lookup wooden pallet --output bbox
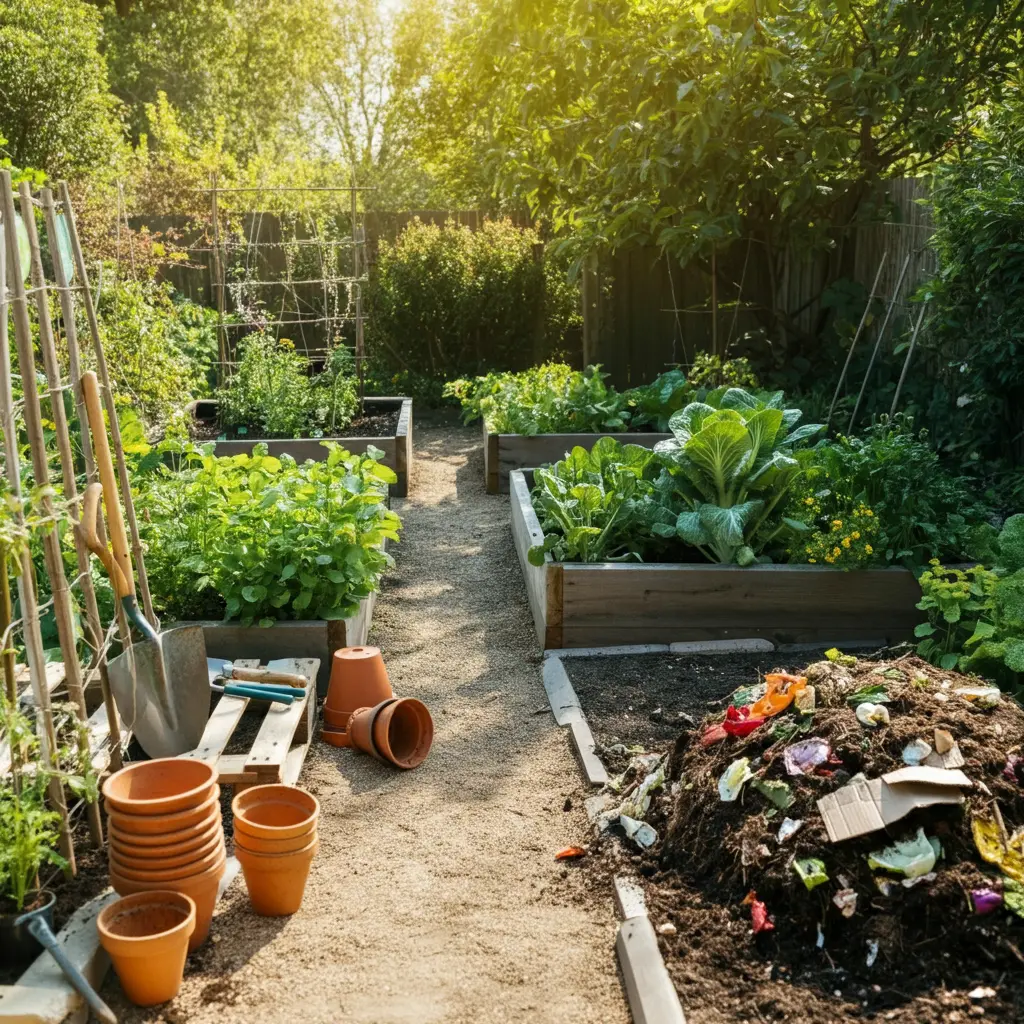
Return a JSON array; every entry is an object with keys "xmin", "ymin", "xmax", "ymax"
[{"xmin": 183, "ymin": 657, "xmax": 319, "ymax": 788}]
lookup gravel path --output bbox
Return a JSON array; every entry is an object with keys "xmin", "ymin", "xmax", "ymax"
[{"xmin": 104, "ymin": 419, "xmax": 627, "ymax": 1024}]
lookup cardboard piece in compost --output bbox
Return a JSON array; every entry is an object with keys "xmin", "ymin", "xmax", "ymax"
[
  {"xmin": 817, "ymin": 766, "xmax": 972, "ymax": 843},
  {"xmin": 924, "ymin": 742, "xmax": 966, "ymax": 770}
]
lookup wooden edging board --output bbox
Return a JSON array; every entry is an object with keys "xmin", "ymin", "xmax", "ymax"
[
  {"xmin": 190, "ymin": 396, "xmax": 413, "ymax": 496},
  {"xmin": 484, "ymin": 421, "xmax": 671, "ymax": 494},
  {"xmin": 178, "ymin": 588, "xmax": 376, "ymax": 695},
  {"xmin": 511, "ymin": 469, "xmax": 924, "ymax": 650}
]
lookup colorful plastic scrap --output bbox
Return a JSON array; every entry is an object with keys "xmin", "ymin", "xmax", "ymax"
[
  {"xmin": 742, "ymin": 890, "xmax": 775, "ymax": 934},
  {"xmin": 972, "ymin": 814, "xmax": 1024, "ymax": 883},
  {"xmin": 751, "ymin": 777, "xmax": 794, "ymax": 810},
  {"xmin": 751, "ymin": 673, "xmax": 807, "ymax": 718},
  {"xmin": 722, "ymin": 704, "xmax": 766, "ymax": 738},
  {"xmin": 867, "ymin": 828, "xmax": 940, "ymax": 878},
  {"xmin": 793, "ymin": 858, "xmax": 829, "ymax": 891},
  {"xmin": 971, "ymin": 887, "xmax": 1003, "ymax": 915},
  {"xmin": 718, "ymin": 758, "xmax": 753, "ymax": 802},
  {"xmin": 777, "ymin": 817, "xmax": 804, "ymax": 843},
  {"xmin": 783, "ymin": 737, "xmax": 830, "ymax": 776},
  {"xmin": 832, "ymin": 888, "xmax": 858, "ymax": 918}
]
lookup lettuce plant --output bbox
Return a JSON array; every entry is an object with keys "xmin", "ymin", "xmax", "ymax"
[
  {"xmin": 528, "ymin": 438, "xmax": 673, "ymax": 563},
  {"xmin": 653, "ymin": 388, "xmax": 823, "ymax": 565}
]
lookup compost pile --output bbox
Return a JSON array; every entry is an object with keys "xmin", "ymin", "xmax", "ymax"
[{"xmin": 651, "ymin": 654, "xmax": 1024, "ymax": 986}]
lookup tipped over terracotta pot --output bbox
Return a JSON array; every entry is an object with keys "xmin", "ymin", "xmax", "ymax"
[
  {"xmin": 348, "ymin": 697, "xmax": 433, "ymax": 769},
  {"xmin": 97, "ymin": 891, "xmax": 196, "ymax": 1006}
]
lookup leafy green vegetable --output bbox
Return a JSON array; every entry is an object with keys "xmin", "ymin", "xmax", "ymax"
[
  {"xmin": 528, "ymin": 438, "xmax": 672, "ymax": 564},
  {"xmin": 623, "ymin": 370, "xmax": 692, "ymax": 432},
  {"xmin": 138, "ymin": 441, "xmax": 400, "ymax": 624},
  {"xmin": 653, "ymin": 388, "xmax": 822, "ymax": 564}
]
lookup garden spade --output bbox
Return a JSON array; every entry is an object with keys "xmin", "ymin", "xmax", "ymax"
[{"xmin": 79, "ymin": 371, "xmax": 210, "ymax": 757}]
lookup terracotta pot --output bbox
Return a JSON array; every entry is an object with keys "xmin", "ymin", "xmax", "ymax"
[
  {"xmin": 234, "ymin": 826, "xmax": 317, "ymax": 856},
  {"xmin": 106, "ymin": 787, "xmax": 221, "ymax": 838},
  {"xmin": 372, "ymin": 697, "xmax": 433, "ymax": 770},
  {"xmin": 236, "ymin": 837, "xmax": 319, "ymax": 916},
  {"xmin": 103, "ymin": 759, "xmax": 216, "ymax": 816},
  {"xmin": 322, "ymin": 646, "xmax": 392, "ymax": 738},
  {"xmin": 110, "ymin": 837, "xmax": 225, "ymax": 884},
  {"xmin": 97, "ymin": 891, "xmax": 196, "ymax": 1006},
  {"xmin": 110, "ymin": 829, "xmax": 224, "ymax": 875},
  {"xmin": 110, "ymin": 816, "xmax": 222, "ymax": 862},
  {"xmin": 110, "ymin": 852, "xmax": 226, "ymax": 951},
  {"xmin": 349, "ymin": 698, "xmax": 434, "ymax": 769},
  {"xmin": 232, "ymin": 785, "xmax": 319, "ymax": 841}
]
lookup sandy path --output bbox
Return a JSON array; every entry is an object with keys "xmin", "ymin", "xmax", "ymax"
[{"xmin": 105, "ymin": 419, "xmax": 628, "ymax": 1024}]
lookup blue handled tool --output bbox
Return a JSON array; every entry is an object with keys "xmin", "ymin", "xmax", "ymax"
[{"xmin": 211, "ymin": 682, "xmax": 296, "ymax": 705}]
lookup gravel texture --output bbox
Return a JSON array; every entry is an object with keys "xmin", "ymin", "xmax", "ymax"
[{"xmin": 101, "ymin": 416, "xmax": 627, "ymax": 1024}]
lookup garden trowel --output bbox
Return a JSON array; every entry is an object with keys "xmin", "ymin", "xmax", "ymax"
[{"xmin": 79, "ymin": 371, "xmax": 210, "ymax": 757}]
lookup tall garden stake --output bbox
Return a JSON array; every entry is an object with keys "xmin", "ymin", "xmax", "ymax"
[
  {"xmin": 0, "ymin": 172, "xmax": 75, "ymax": 868},
  {"xmin": 847, "ymin": 252, "xmax": 913, "ymax": 434},
  {"xmin": 38, "ymin": 186, "xmax": 123, "ymax": 773},
  {"xmin": 12, "ymin": 179, "xmax": 103, "ymax": 845},
  {"xmin": 889, "ymin": 302, "xmax": 929, "ymax": 419},
  {"xmin": 826, "ymin": 250, "xmax": 887, "ymax": 431},
  {"xmin": 59, "ymin": 180, "xmax": 156, "ymax": 627}
]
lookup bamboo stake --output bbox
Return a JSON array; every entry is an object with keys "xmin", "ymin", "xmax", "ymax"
[
  {"xmin": 847, "ymin": 252, "xmax": 913, "ymax": 434},
  {"xmin": 58, "ymin": 181, "xmax": 156, "ymax": 627},
  {"xmin": 210, "ymin": 172, "xmax": 228, "ymax": 384},
  {"xmin": 351, "ymin": 177, "xmax": 365, "ymax": 403},
  {"xmin": 889, "ymin": 302, "xmax": 929, "ymax": 420},
  {"xmin": 0, "ymin": 172, "xmax": 75, "ymax": 870},
  {"xmin": 15, "ymin": 181, "xmax": 103, "ymax": 846},
  {"xmin": 826, "ymin": 250, "xmax": 888, "ymax": 431},
  {"xmin": 39, "ymin": 187, "xmax": 123, "ymax": 775}
]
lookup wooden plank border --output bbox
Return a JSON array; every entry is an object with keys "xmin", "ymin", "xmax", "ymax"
[
  {"xmin": 186, "ymin": 397, "xmax": 413, "ymax": 496},
  {"xmin": 510, "ymin": 469, "xmax": 924, "ymax": 651},
  {"xmin": 485, "ymin": 430, "xmax": 671, "ymax": 494}
]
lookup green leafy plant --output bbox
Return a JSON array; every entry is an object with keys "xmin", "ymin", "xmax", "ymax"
[
  {"xmin": 653, "ymin": 388, "xmax": 823, "ymax": 565},
  {"xmin": 623, "ymin": 370, "xmax": 692, "ymax": 432},
  {"xmin": 528, "ymin": 438, "xmax": 673, "ymax": 564},
  {"xmin": 686, "ymin": 354, "xmax": 760, "ymax": 392},
  {"xmin": 138, "ymin": 442, "xmax": 400, "ymax": 625},
  {"xmin": 915, "ymin": 562, "xmax": 998, "ymax": 671}
]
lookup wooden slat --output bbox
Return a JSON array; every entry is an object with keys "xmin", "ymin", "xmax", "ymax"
[
  {"xmin": 496, "ymin": 432, "xmax": 671, "ymax": 493},
  {"xmin": 510, "ymin": 470, "xmax": 550, "ymax": 647},
  {"xmin": 485, "ymin": 424, "xmax": 499, "ymax": 494},
  {"xmin": 244, "ymin": 659, "xmax": 317, "ymax": 778},
  {"xmin": 394, "ymin": 398, "xmax": 413, "ymax": 497},
  {"xmin": 182, "ymin": 658, "xmax": 260, "ymax": 768}
]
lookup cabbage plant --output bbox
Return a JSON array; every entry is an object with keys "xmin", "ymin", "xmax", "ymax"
[{"xmin": 653, "ymin": 388, "xmax": 822, "ymax": 565}]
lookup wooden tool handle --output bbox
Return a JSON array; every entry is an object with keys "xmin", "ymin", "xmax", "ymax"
[
  {"xmin": 77, "ymin": 483, "xmax": 131, "ymax": 598},
  {"xmin": 229, "ymin": 667, "xmax": 309, "ymax": 687},
  {"xmin": 81, "ymin": 371, "xmax": 134, "ymax": 596}
]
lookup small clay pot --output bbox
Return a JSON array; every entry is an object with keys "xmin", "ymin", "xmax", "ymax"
[
  {"xmin": 110, "ymin": 816, "xmax": 222, "ymax": 862},
  {"xmin": 233, "ymin": 826, "xmax": 317, "ymax": 856},
  {"xmin": 110, "ymin": 828, "xmax": 224, "ymax": 875},
  {"xmin": 323, "ymin": 646, "xmax": 392, "ymax": 729},
  {"xmin": 0, "ymin": 889, "xmax": 54, "ymax": 968},
  {"xmin": 97, "ymin": 891, "xmax": 196, "ymax": 1006},
  {"xmin": 232, "ymin": 785, "xmax": 319, "ymax": 841},
  {"xmin": 103, "ymin": 759, "xmax": 216, "ymax": 816},
  {"xmin": 106, "ymin": 787, "xmax": 221, "ymax": 837},
  {"xmin": 372, "ymin": 697, "xmax": 433, "ymax": 770},
  {"xmin": 235, "ymin": 837, "xmax": 319, "ymax": 916},
  {"xmin": 110, "ymin": 853, "xmax": 226, "ymax": 952},
  {"xmin": 110, "ymin": 837, "xmax": 225, "ymax": 884}
]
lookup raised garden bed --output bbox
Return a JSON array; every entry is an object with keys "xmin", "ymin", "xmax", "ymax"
[
  {"xmin": 177, "ymin": 589, "xmax": 376, "ymax": 696},
  {"xmin": 190, "ymin": 396, "xmax": 413, "ymax": 497},
  {"xmin": 511, "ymin": 469, "xmax": 923, "ymax": 650},
  {"xmin": 484, "ymin": 422, "xmax": 670, "ymax": 493}
]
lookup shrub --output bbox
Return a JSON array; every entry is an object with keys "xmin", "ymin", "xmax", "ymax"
[{"xmin": 366, "ymin": 219, "xmax": 580, "ymax": 384}]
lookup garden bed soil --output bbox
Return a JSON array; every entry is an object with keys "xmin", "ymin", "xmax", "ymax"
[{"xmin": 576, "ymin": 653, "xmax": 1024, "ymax": 1022}]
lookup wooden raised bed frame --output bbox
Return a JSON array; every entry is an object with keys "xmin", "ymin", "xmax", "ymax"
[
  {"xmin": 510, "ymin": 469, "xmax": 923, "ymax": 650},
  {"xmin": 484, "ymin": 421, "xmax": 671, "ymax": 494},
  {"xmin": 192, "ymin": 396, "xmax": 413, "ymax": 497}
]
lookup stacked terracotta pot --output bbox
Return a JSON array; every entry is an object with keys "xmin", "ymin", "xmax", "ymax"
[
  {"xmin": 320, "ymin": 645, "xmax": 434, "ymax": 769},
  {"xmin": 232, "ymin": 784, "xmax": 319, "ymax": 916},
  {"xmin": 103, "ymin": 759, "xmax": 225, "ymax": 951}
]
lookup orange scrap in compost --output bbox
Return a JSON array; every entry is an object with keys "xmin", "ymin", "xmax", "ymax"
[
  {"xmin": 555, "ymin": 846, "xmax": 587, "ymax": 861},
  {"xmin": 750, "ymin": 673, "xmax": 808, "ymax": 719}
]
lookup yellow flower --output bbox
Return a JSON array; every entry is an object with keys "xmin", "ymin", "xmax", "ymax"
[
  {"xmin": 804, "ymin": 497, "xmax": 814, "ymax": 505},
  {"xmin": 842, "ymin": 537, "xmax": 851, "ymax": 549},
  {"xmin": 852, "ymin": 531, "xmax": 861, "ymax": 540},
  {"xmin": 831, "ymin": 519, "xmax": 843, "ymax": 528},
  {"xmin": 808, "ymin": 557, "xmax": 817, "ymax": 563},
  {"xmin": 805, "ymin": 547, "xmax": 812, "ymax": 554},
  {"xmin": 865, "ymin": 544, "xmax": 873, "ymax": 554},
  {"xmin": 865, "ymin": 510, "xmax": 874, "ymax": 517},
  {"xmin": 832, "ymin": 546, "xmax": 841, "ymax": 558}
]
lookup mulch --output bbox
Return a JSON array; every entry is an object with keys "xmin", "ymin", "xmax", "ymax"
[{"xmin": 573, "ymin": 651, "xmax": 1024, "ymax": 1023}]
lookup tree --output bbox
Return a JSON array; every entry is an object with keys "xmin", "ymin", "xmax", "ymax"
[{"xmin": 0, "ymin": 0, "xmax": 123, "ymax": 175}]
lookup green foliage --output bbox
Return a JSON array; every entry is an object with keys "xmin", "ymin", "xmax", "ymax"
[
  {"xmin": 446, "ymin": 363, "xmax": 629, "ymax": 435},
  {"xmin": 0, "ymin": 0, "xmax": 123, "ymax": 176},
  {"xmin": 793, "ymin": 502, "xmax": 881, "ymax": 569},
  {"xmin": 687, "ymin": 353, "xmax": 759, "ymax": 393},
  {"xmin": 623, "ymin": 370, "xmax": 692, "ymax": 432},
  {"xmin": 654, "ymin": 388, "xmax": 823, "ymax": 565},
  {"xmin": 528, "ymin": 438, "xmax": 673, "ymax": 564},
  {"xmin": 217, "ymin": 336, "xmax": 358, "ymax": 439},
  {"xmin": 367, "ymin": 219, "xmax": 580, "ymax": 385},
  {"xmin": 915, "ymin": 562, "xmax": 998, "ymax": 671},
  {"xmin": 791, "ymin": 416, "xmax": 992, "ymax": 567},
  {"xmin": 138, "ymin": 442, "xmax": 400, "ymax": 625}
]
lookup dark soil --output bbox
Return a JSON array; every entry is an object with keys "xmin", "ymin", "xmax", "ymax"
[
  {"xmin": 578, "ymin": 652, "xmax": 1024, "ymax": 1022},
  {"xmin": 565, "ymin": 648, "xmax": 834, "ymax": 751},
  {"xmin": 190, "ymin": 409, "xmax": 399, "ymax": 443}
]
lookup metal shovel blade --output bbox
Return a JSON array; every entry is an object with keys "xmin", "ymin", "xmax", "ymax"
[{"xmin": 105, "ymin": 625, "xmax": 209, "ymax": 758}]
